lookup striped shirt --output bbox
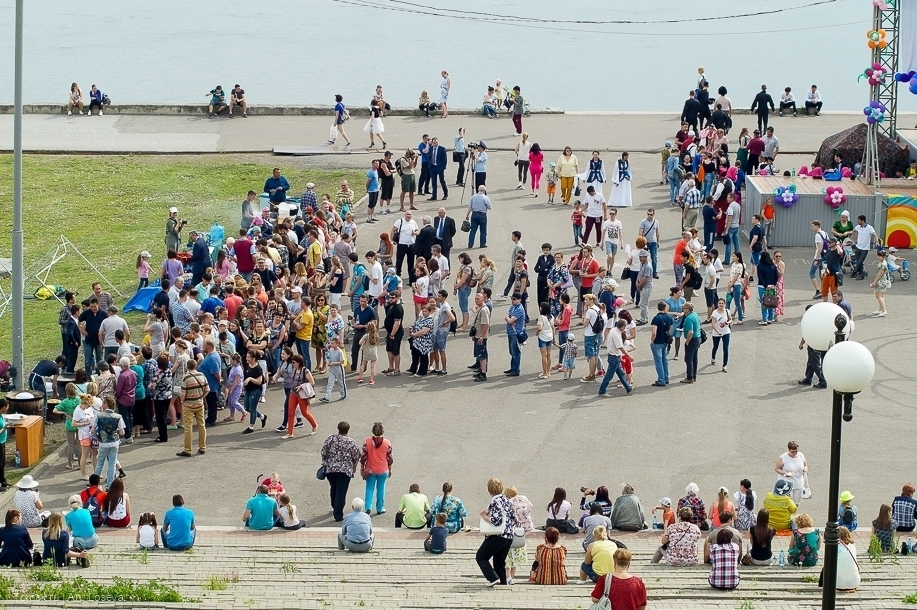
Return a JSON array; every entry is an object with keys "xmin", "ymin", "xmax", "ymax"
[
  {"xmin": 683, "ymin": 188, "xmax": 702, "ymax": 209},
  {"xmin": 180, "ymin": 371, "xmax": 209, "ymax": 407}
]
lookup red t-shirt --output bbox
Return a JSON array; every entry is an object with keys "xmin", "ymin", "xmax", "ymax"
[
  {"xmin": 580, "ymin": 258, "xmax": 600, "ymax": 289},
  {"xmin": 746, "ymin": 137, "xmax": 765, "ymax": 156},
  {"xmin": 591, "ymin": 575, "xmax": 648, "ymax": 610},
  {"xmin": 79, "ymin": 486, "xmax": 107, "ymax": 508},
  {"xmin": 224, "ymin": 294, "xmax": 243, "ymax": 321},
  {"xmin": 233, "ymin": 238, "xmax": 255, "ymax": 273}
]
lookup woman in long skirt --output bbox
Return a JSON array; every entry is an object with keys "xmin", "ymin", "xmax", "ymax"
[
  {"xmin": 364, "ymin": 99, "xmax": 386, "ymax": 149},
  {"xmin": 608, "ymin": 152, "xmax": 633, "ymax": 208}
]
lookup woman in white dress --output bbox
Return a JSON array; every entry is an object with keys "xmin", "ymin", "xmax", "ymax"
[
  {"xmin": 609, "ymin": 152, "xmax": 633, "ymax": 208},
  {"xmin": 363, "ymin": 99, "xmax": 386, "ymax": 149},
  {"xmin": 438, "ymin": 71, "xmax": 451, "ymax": 118}
]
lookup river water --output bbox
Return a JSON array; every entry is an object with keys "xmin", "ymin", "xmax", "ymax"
[{"xmin": 0, "ymin": 0, "xmax": 913, "ymax": 113}]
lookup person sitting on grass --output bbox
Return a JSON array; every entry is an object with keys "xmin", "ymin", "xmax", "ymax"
[
  {"xmin": 162, "ymin": 494, "xmax": 196, "ymax": 551},
  {"xmin": 424, "ymin": 512, "xmax": 448, "ymax": 554},
  {"xmin": 243, "ymin": 485, "xmax": 280, "ymax": 530},
  {"xmin": 338, "ymin": 498, "xmax": 374, "ymax": 553},
  {"xmin": 43, "ymin": 512, "xmax": 89, "ymax": 567}
]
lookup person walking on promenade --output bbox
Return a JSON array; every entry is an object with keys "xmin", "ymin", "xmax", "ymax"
[
  {"xmin": 329, "ymin": 94, "xmax": 351, "ymax": 146},
  {"xmin": 438, "ymin": 71, "xmax": 451, "ymax": 118},
  {"xmin": 466, "ymin": 186, "xmax": 492, "ymax": 249},
  {"xmin": 511, "ymin": 86, "xmax": 525, "ymax": 135},
  {"xmin": 751, "ymin": 85, "xmax": 775, "ymax": 133},
  {"xmin": 321, "ymin": 421, "xmax": 361, "ymax": 522},
  {"xmin": 556, "ymin": 147, "xmax": 579, "ymax": 205}
]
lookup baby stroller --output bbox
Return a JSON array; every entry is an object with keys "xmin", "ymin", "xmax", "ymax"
[{"xmin": 840, "ymin": 239, "xmax": 856, "ymax": 277}]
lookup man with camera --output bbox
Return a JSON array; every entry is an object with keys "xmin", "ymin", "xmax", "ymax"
[
  {"xmin": 165, "ymin": 207, "xmax": 185, "ymax": 253},
  {"xmin": 472, "ymin": 141, "xmax": 488, "ymax": 190}
]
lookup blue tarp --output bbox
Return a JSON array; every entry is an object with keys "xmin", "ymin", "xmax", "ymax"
[{"xmin": 123, "ymin": 280, "xmax": 161, "ymax": 314}]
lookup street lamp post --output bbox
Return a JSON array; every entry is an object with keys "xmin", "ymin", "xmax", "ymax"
[{"xmin": 800, "ymin": 303, "xmax": 875, "ymax": 610}]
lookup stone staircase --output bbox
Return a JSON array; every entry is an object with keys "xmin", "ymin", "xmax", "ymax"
[{"xmin": 0, "ymin": 528, "xmax": 912, "ymax": 609}]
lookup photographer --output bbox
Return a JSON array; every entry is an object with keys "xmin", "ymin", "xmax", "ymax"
[
  {"xmin": 165, "ymin": 207, "xmax": 186, "ymax": 254},
  {"xmin": 397, "ymin": 149, "xmax": 418, "ymax": 211},
  {"xmin": 472, "ymin": 141, "xmax": 488, "ymax": 190}
]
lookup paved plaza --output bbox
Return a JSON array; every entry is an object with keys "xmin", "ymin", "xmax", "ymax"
[{"xmin": 2, "ymin": 113, "xmax": 915, "ymax": 608}]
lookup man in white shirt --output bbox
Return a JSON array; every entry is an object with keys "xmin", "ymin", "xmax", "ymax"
[
  {"xmin": 851, "ymin": 214, "xmax": 877, "ymax": 280},
  {"xmin": 724, "ymin": 194, "xmax": 741, "ymax": 262},
  {"xmin": 168, "ymin": 277, "xmax": 184, "ymax": 306},
  {"xmin": 392, "ymin": 211, "xmax": 420, "ymax": 284},
  {"xmin": 597, "ymin": 318, "xmax": 633, "ymax": 396},
  {"xmin": 431, "ymin": 244, "xmax": 450, "ymax": 281},
  {"xmin": 763, "ymin": 127, "xmax": 779, "ymax": 161},
  {"xmin": 580, "ymin": 294, "xmax": 603, "ymax": 382},
  {"xmin": 601, "ymin": 209, "xmax": 624, "ymax": 275},
  {"xmin": 778, "ymin": 87, "xmax": 797, "ymax": 117},
  {"xmin": 99, "ymin": 306, "xmax": 130, "ymax": 360},
  {"xmin": 365, "ymin": 251, "xmax": 385, "ymax": 312},
  {"xmin": 805, "ymin": 85, "xmax": 823, "ymax": 116},
  {"xmin": 582, "ymin": 185, "xmax": 607, "ymax": 247}
]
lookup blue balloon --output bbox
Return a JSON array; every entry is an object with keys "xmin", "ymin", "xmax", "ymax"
[{"xmin": 909, "ymin": 81, "xmax": 917, "ymax": 94}]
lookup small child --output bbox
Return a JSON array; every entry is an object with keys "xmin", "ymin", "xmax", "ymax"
[
  {"xmin": 545, "ymin": 163, "xmax": 559, "ymax": 204},
  {"xmin": 277, "ymin": 493, "xmax": 306, "ymax": 530},
  {"xmin": 424, "ymin": 512, "xmax": 448, "ymax": 554},
  {"xmin": 136, "ymin": 512, "xmax": 159, "ymax": 550},
  {"xmin": 560, "ymin": 333, "xmax": 577, "ymax": 380},
  {"xmin": 838, "ymin": 491, "xmax": 858, "ymax": 531},
  {"xmin": 383, "ymin": 267, "xmax": 403, "ymax": 297},
  {"xmin": 224, "ymin": 353, "xmax": 245, "ymax": 422},
  {"xmin": 622, "ymin": 333, "xmax": 636, "ymax": 387},
  {"xmin": 652, "ymin": 497, "xmax": 675, "ymax": 530},
  {"xmin": 571, "ymin": 202, "xmax": 584, "ymax": 246},
  {"xmin": 263, "ymin": 472, "xmax": 285, "ymax": 498},
  {"xmin": 320, "ymin": 337, "xmax": 347, "ymax": 402},
  {"xmin": 907, "ymin": 159, "xmax": 917, "ymax": 179},
  {"xmin": 136, "ymin": 251, "xmax": 151, "ymax": 291},
  {"xmin": 661, "ymin": 142, "xmax": 672, "ymax": 185},
  {"xmin": 358, "ymin": 320, "xmax": 379, "ymax": 385}
]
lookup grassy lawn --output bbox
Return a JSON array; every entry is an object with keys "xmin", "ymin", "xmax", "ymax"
[{"xmin": 0, "ymin": 155, "xmax": 365, "ymax": 370}]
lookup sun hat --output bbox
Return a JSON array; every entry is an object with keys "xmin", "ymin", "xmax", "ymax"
[
  {"xmin": 659, "ymin": 497, "xmax": 672, "ymax": 507},
  {"xmin": 549, "ymin": 162, "xmax": 556, "ymax": 167},
  {"xmin": 566, "ymin": 333, "xmax": 575, "ymax": 342},
  {"xmin": 17, "ymin": 475, "xmax": 38, "ymax": 489},
  {"xmin": 169, "ymin": 207, "xmax": 178, "ymax": 214},
  {"xmin": 839, "ymin": 490, "xmax": 855, "ymax": 503},
  {"xmin": 140, "ymin": 251, "xmax": 150, "ymax": 259},
  {"xmin": 773, "ymin": 479, "xmax": 793, "ymax": 496}
]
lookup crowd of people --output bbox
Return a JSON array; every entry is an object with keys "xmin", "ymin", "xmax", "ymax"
[{"xmin": 29, "ymin": 71, "xmax": 901, "ymax": 606}]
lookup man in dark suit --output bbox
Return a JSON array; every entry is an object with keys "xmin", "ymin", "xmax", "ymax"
[
  {"xmin": 188, "ymin": 231, "xmax": 210, "ymax": 285},
  {"xmin": 427, "ymin": 136, "xmax": 448, "ymax": 201},
  {"xmin": 414, "ymin": 216, "xmax": 436, "ymax": 262},
  {"xmin": 432, "ymin": 207, "xmax": 456, "ymax": 258},
  {"xmin": 710, "ymin": 104, "xmax": 731, "ymax": 132},
  {"xmin": 680, "ymin": 91, "xmax": 701, "ymax": 135},
  {"xmin": 696, "ymin": 81, "xmax": 712, "ymax": 129},
  {"xmin": 751, "ymin": 84, "xmax": 776, "ymax": 133}
]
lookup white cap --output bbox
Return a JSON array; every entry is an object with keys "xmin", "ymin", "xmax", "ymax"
[
  {"xmin": 306, "ymin": 182, "xmax": 315, "ymax": 189},
  {"xmin": 659, "ymin": 497, "xmax": 672, "ymax": 507},
  {"xmin": 291, "ymin": 286, "xmax": 303, "ymax": 293},
  {"xmin": 566, "ymin": 333, "xmax": 575, "ymax": 342},
  {"xmin": 169, "ymin": 207, "xmax": 178, "ymax": 214},
  {"xmin": 140, "ymin": 251, "xmax": 150, "ymax": 258},
  {"xmin": 217, "ymin": 320, "xmax": 228, "ymax": 326}
]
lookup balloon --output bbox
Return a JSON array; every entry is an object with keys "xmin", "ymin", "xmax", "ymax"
[
  {"xmin": 864, "ymin": 101, "xmax": 887, "ymax": 124},
  {"xmin": 868, "ymin": 29, "xmax": 888, "ymax": 49},
  {"xmin": 860, "ymin": 63, "xmax": 888, "ymax": 87},
  {"xmin": 824, "ymin": 186, "xmax": 847, "ymax": 209},
  {"xmin": 775, "ymin": 186, "xmax": 798, "ymax": 208}
]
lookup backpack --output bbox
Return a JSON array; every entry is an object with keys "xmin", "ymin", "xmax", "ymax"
[
  {"xmin": 842, "ymin": 507, "xmax": 854, "ymax": 525},
  {"xmin": 395, "ymin": 158, "xmax": 404, "ymax": 177},
  {"xmin": 83, "ymin": 489, "xmax": 106, "ymax": 527},
  {"xmin": 362, "ymin": 274, "xmax": 370, "ymax": 292},
  {"xmin": 689, "ymin": 268, "xmax": 703, "ymax": 290},
  {"xmin": 341, "ymin": 107, "xmax": 350, "ymax": 122},
  {"xmin": 589, "ymin": 307, "xmax": 605, "ymax": 334},
  {"xmin": 674, "ymin": 165, "xmax": 686, "ymax": 181}
]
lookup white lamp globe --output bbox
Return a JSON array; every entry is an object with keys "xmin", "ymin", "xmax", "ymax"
[
  {"xmin": 822, "ymin": 341, "xmax": 875, "ymax": 393},
  {"xmin": 800, "ymin": 302, "xmax": 850, "ymax": 351}
]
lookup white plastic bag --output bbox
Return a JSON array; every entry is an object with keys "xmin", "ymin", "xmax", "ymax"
[{"xmin": 329, "ymin": 125, "xmax": 337, "ymax": 142}]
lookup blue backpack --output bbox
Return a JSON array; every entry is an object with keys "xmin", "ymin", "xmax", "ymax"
[{"xmin": 82, "ymin": 488, "xmax": 106, "ymax": 527}]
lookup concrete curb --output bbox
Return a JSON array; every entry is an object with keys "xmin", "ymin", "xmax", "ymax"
[{"xmin": 0, "ymin": 104, "xmax": 566, "ymax": 117}]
